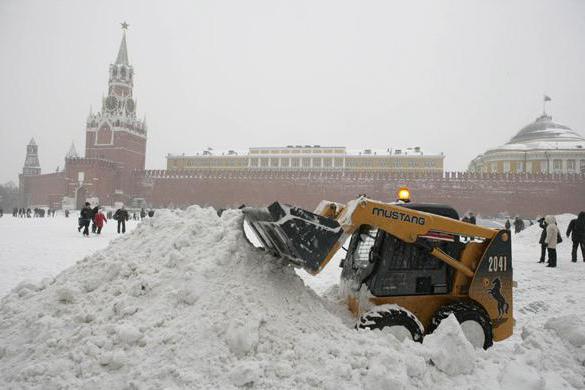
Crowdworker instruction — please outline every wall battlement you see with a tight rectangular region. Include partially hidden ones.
[135,169,585,216]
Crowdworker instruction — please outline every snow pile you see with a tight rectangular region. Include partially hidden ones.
[0,207,416,388]
[423,315,475,376]
[1,207,584,389]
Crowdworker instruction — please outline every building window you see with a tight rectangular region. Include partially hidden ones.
[291,158,300,167]
[250,158,258,167]
[490,163,497,173]
[503,161,510,173]
[270,158,279,167]
[260,158,269,167]
[281,158,289,167]
[581,160,585,174]
[312,158,322,168]
[567,159,576,171]
[323,158,332,168]
[302,158,311,168]
[553,159,562,171]
[526,161,532,173]
[334,158,343,168]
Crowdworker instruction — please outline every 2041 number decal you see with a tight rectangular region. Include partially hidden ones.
[488,256,508,272]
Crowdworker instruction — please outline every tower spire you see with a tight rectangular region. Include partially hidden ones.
[66,142,79,159]
[115,22,130,65]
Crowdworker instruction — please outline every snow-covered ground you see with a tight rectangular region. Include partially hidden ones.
[0,215,137,296]
[0,209,584,389]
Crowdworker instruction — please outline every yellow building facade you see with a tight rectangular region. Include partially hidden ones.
[167,145,444,173]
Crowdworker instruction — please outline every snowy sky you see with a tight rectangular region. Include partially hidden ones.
[1,0,584,183]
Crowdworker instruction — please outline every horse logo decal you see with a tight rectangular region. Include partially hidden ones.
[487,278,509,319]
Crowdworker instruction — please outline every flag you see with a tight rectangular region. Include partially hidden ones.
[544,95,551,102]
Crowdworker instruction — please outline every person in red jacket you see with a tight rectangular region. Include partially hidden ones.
[94,209,107,234]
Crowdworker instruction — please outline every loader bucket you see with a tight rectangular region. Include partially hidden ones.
[243,202,344,274]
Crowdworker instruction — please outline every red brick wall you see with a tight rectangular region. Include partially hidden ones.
[85,129,146,172]
[19,172,65,208]
[137,170,585,217]
[64,158,120,205]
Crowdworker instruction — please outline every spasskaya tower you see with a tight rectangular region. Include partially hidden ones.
[85,22,147,177]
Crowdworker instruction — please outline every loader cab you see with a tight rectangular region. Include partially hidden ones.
[341,203,465,297]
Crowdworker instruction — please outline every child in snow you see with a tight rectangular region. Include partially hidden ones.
[94,209,107,234]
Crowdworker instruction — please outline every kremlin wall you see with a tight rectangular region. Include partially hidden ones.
[19,28,585,217]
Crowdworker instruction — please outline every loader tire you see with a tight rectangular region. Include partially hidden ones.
[428,301,493,349]
[357,306,424,343]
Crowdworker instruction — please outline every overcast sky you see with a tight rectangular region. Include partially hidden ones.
[1,0,584,183]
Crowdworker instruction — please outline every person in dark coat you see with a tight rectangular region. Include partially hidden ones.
[79,202,93,237]
[513,216,524,234]
[91,206,99,233]
[148,209,154,218]
[140,208,146,220]
[113,206,129,234]
[504,219,511,230]
[566,211,585,262]
[538,216,547,263]
[468,212,476,225]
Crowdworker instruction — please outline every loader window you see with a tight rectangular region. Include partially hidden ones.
[365,232,452,297]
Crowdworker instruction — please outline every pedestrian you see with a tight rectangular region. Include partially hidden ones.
[505,219,511,230]
[65,209,70,218]
[26,208,31,218]
[79,202,93,237]
[94,208,107,234]
[90,205,99,233]
[0,208,3,217]
[148,209,154,218]
[468,212,477,225]
[113,206,129,234]
[140,208,146,220]
[537,216,547,263]
[566,211,585,262]
[513,216,524,234]
[545,215,560,268]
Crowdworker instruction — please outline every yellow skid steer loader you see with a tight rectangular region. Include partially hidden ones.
[243,194,514,349]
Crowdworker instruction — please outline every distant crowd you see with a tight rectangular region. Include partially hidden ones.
[11,207,57,218]
[77,203,155,237]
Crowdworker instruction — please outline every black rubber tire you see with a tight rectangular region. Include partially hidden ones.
[357,306,424,343]
[427,301,493,349]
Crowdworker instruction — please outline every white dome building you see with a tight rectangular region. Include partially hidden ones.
[469,111,585,174]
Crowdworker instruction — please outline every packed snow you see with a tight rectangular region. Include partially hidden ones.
[0,215,137,296]
[0,209,584,389]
